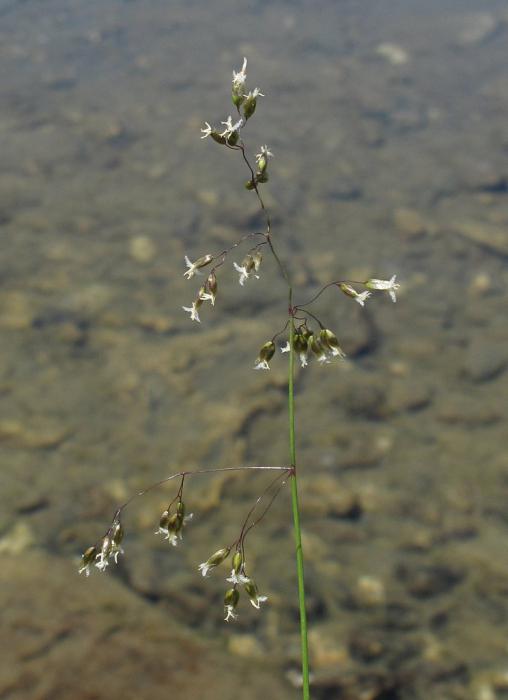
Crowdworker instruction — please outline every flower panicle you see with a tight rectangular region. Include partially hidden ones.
[79,515,125,576]
[156,499,192,547]
[280,326,345,368]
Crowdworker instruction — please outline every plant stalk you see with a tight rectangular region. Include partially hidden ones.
[288,298,310,700]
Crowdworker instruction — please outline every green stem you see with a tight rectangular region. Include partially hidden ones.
[288,294,310,700]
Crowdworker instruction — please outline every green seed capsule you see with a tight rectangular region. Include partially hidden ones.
[111,521,124,546]
[244,579,258,600]
[232,551,243,574]
[207,547,231,568]
[224,587,240,608]
[82,545,97,565]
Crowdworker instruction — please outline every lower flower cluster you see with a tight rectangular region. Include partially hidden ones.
[79,501,268,623]
[199,548,268,621]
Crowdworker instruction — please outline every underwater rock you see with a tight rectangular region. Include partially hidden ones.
[0,419,69,449]
[451,220,508,256]
[462,338,507,382]
[397,562,465,599]
[0,292,35,330]
[376,43,409,65]
[343,379,388,420]
[437,394,501,426]
[0,522,34,555]
[452,12,499,47]
[394,207,429,238]
[129,235,156,263]
[353,575,386,608]
[0,551,294,700]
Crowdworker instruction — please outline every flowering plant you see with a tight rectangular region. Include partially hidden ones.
[79,57,399,699]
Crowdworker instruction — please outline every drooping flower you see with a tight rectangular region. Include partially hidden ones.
[226,569,250,585]
[182,298,203,323]
[338,283,371,307]
[309,334,330,365]
[95,535,112,572]
[254,340,275,370]
[244,579,268,610]
[184,254,213,279]
[156,501,193,546]
[233,253,260,285]
[198,547,231,577]
[198,272,218,306]
[319,329,346,359]
[109,520,124,564]
[224,587,240,622]
[280,332,309,368]
[365,275,400,302]
[79,545,98,577]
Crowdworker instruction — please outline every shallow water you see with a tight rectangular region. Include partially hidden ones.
[1,0,508,698]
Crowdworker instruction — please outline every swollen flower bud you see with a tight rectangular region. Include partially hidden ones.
[79,545,98,576]
[224,587,240,621]
[184,254,214,280]
[309,334,329,365]
[319,329,346,359]
[338,282,371,307]
[233,254,260,286]
[254,340,275,370]
[252,250,262,272]
[232,551,243,574]
[95,535,112,571]
[198,547,231,577]
[244,578,268,609]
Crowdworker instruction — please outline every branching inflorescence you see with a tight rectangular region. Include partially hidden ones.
[80,57,399,697]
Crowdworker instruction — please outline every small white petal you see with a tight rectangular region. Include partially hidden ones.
[198,563,209,577]
[254,361,270,370]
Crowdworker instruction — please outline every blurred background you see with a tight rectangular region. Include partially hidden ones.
[1,0,508,698]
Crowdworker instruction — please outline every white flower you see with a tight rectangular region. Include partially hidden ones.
[182,302,201,323]
[198,287,215,306]
[299,353,308,368]
[256,145,273,165]
[232,57,248,91]
[157,513,193,546]
[224,605,237,622]
[244,579,268,610]
[254,359,270,370]
[184,254,213,279]
[110,545,124,564]
[249,594,268,610]
[365,275,400,302]
[198,562,211,577]
[339,283,371,307]
[281,340,308,367]
[227,569,250,585]
[94,552,109,572]
[233,261,259,286]
[220,115,243,139]
[245,87,264,100]
[354,290,371,307]
[200,122,213,139]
